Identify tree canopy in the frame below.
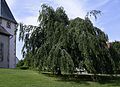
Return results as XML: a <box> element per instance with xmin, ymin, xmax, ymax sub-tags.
<box><xmin>19</xmin><ymin>4</ymin><xmax>119</xmax><ymax>74</ymax></box>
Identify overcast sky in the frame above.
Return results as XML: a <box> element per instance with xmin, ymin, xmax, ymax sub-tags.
<box><xmin>6</xmin><ymin>0</ymin><xmax>120</xmax><ymax>59</ymax></box>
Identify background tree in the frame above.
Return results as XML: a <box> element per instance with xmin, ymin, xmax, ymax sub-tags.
<box><xmin>109</xmin><ymin>41</ymin><xmax>120</xmax><ymax>73</ymax></box>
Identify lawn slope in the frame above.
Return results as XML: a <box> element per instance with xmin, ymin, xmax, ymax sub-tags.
<box><xmin>0</xmin><ymin>69</ymin><xmax>120</xmax><ymax>87</ymax></box>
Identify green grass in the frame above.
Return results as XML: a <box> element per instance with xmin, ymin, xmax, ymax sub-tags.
<box><xmin>0</xmin><ymin>69</ymin><xmax>120</xmax><ymax>87</ymax></box>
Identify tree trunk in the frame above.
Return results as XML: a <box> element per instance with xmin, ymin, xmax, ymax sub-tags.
<box><xmin>55</xmin><ymin>67</ymin><xmax>61</xmax><ymax>75</ymax></box>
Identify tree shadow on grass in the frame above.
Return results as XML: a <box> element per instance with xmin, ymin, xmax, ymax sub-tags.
<box><xmin>42</xmin><ymin>73</ymin><xmax>91</xmax><ymax>85</ymax></box>
<box><xmin>100</xmin><ymin>77</ymin><xmax>120</xmax><ymax>87</ymax></box>
<box><xmin>42</xmin><ymin>72</ymin><xmax>120</xmax><ymax>86</ymax></box>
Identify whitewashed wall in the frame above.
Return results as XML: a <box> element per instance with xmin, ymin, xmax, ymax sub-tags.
<box><xmin>1</xmin><ymin>19</ymin><xmax>16</xmax><ymax>68</ymax></box>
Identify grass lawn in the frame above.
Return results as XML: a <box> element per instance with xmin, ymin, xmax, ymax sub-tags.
<box><xmin>0</xmin><ymin>69</ymin><xmax>120</xmax><ymax>87</ymax></box>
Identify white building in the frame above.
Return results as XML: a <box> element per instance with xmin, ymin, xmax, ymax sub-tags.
<box><xmin>0</xmin><ymin>0</ymin><xmax>17</xmax><ymax>68</ymax></box>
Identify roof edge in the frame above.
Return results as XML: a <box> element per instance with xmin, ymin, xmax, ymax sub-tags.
<box><xmin>0</xmin><ymin>0</ymin><xmax>17</xmax><ymax>24</ymax></box>
<box><xmin>0</xmin><ymin>25</ymin><xmax>11</xmax><ymax>36</ymax></box>
<box><xmin>0</xmin><ymin>17</ymin><xmax>17</xmax><ymax>24</ymax></box>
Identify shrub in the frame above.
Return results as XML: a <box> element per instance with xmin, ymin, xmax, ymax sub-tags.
<box><xmin>20</xmin><ymin>66</ymin><xmax>29</xmax><ymax>70</ymax></box>
<box><xmin>17</xmin><ymin>60</ymin><xmax>24</xmax><ymax>67</ymax></box>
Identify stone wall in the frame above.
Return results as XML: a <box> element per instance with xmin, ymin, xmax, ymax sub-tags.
<box><xmin>0</xmin><ymin>34</ymin><xmax>9</xmax><ymax>68</ymax></box>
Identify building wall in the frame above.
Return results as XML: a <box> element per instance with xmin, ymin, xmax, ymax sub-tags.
<box><xmin>0</xmin><ymin>34</ymin><xmax>9</xmax><ymax>68</ymax></box>
<box><xmin>1</xmin><ymin>19</ymin><xmax>16</xmax><ymax>68</ymax></box>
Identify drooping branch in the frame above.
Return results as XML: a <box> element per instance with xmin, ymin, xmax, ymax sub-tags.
<box><xmin>85</xmin><ymin>10</ymin><xmax>102</xmax><ymax>20</ymax></box>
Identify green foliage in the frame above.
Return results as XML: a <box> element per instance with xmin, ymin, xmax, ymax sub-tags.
<box><xmin>109</xmin><ymin>41</ymin><xmax>120</xmax><ymax>73</ymax></box>
<box><xmin>19</xmin><ymin>4</ymin><xmax>115</xmax><ymax>74</ymax></box>
<box><xmin>85</xmin><ymin>10</ymin><xmax>101</xmax><ymax>20</ymax></box>
<box><xmin>67</xmin><ymin>18</ymin><xmax>114</xmax><ymax>74</ymax></box>
<box><xmin>17</xmin><ymin>60</ymin><xmax>24</xmax><ymax>67</ymax></box>
<box><xmin>19</xmin><ymin>66</ymin><xmax>29</xmax><ymax>70</ymax></box>
<box><xmin>17</xmin><ymin>60</ymin><xmax>29</xmax><ymax>70</ymax></box>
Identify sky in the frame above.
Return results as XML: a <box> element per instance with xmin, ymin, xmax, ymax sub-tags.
<box><xmin>6</xmin><ymin>0</ymin><xmax>120</xmax><ymax>60</ymax></box>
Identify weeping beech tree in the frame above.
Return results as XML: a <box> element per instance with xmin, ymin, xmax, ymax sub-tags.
<box><xmin>19</xmin><ymin>4</ymin><xmax>115</xmax><ymax>74</ymax></box>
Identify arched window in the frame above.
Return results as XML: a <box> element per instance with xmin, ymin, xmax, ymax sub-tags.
<box><xmin>6</xmin><ymin>21</ymin><xmax>11</xmax><ymax>29</ymax></box>
<box><xmin>0</xmin><ymin>18</ymin><xmax>2</xmax><ymax>25</ymax></box>
<box><xmin>0</xmin><ymin>43</ymin><xmax>4</xmax><ymax>62</ymax></box>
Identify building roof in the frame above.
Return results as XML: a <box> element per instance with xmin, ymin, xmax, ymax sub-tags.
<box><xmin>0</xmin><ymin>25</ymin><xmax>11</xmax><ymax>36</ymax></box>
<box><xmin>0</xmin><ymin>0</ymin><xmax>17</xmax><ymax>24</ymax></box>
